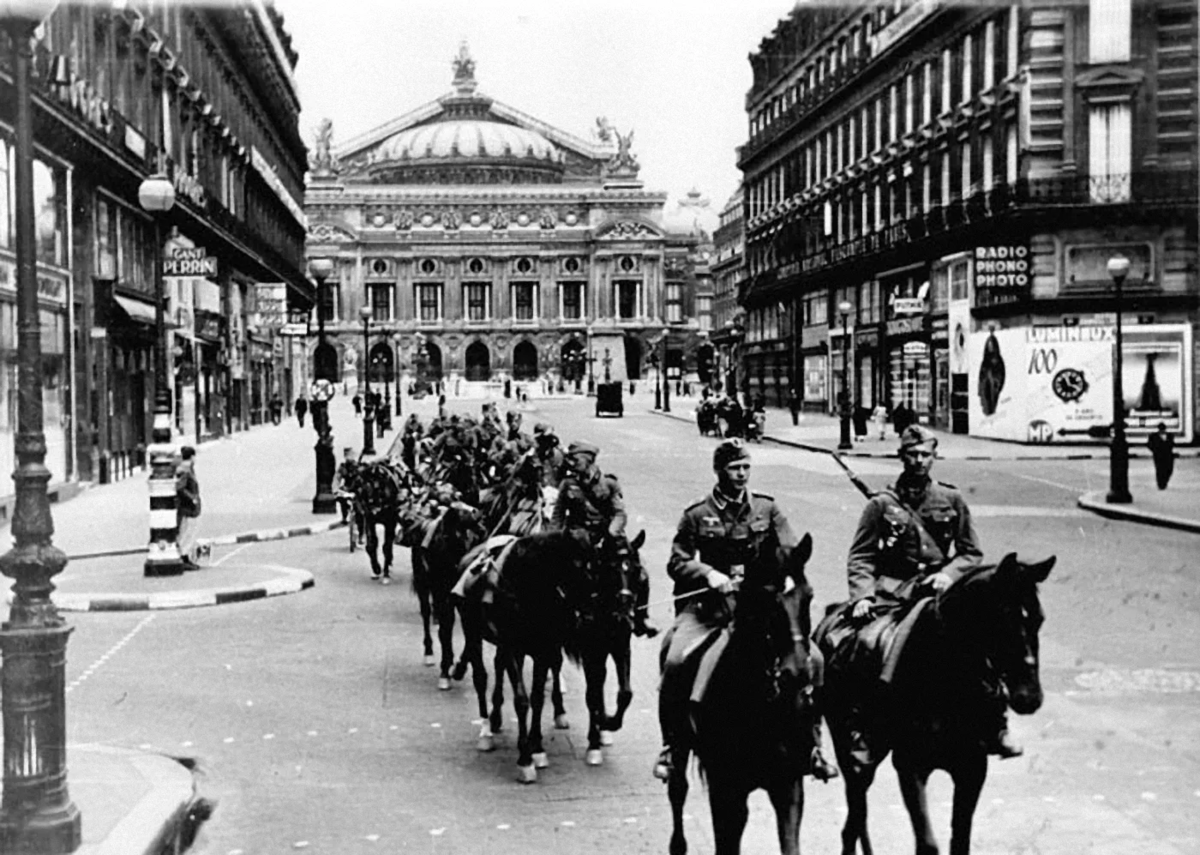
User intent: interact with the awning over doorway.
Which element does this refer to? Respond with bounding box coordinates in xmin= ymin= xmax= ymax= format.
xmin=113 ymin=294 xmax=158 ymax=326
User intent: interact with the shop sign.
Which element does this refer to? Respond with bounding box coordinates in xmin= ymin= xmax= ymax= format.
xmin=251 ymin=147 xmax=307 ymax=228
xmin=801 ymin=223 xmax=910 ymax=274
xmin=974 ymin=245 xmax=1030 ymax=289
xmin=255 ymin=283 xmax=287 ymax=328
xmin=871 ymin=0 xmax=940 ymax=55
xmin=855 ymin=329 xmax=879 ymax=350
xmin=0 ymin=258 xmax=68 ymax=304
xmin=903 ymin=341 xmax=928 ymax=357
xmin=165 ymin=247 xmax=217 ymax=278
xmin=887 ymin=317 xmax=923 ymax=336
xmin=280 ymin=323 xmax=308 ymax=337
xmin=57 ymin=75 xmax=113 ymax=135
xmin=893 ymin=297 xmax=925 ymax=315
xmin=172 ymin=168 xmax=207 ymax=208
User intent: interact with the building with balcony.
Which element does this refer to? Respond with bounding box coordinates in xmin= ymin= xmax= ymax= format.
xmin=303 ymin=45 xmax=705 ymax=397
xmin=740 ymin=0 xmax=1197 ymax=441
xmin=711 ymin=185 xmax=746 ymax=397
xmin=0 ymin=1 xmax=312 ymax=498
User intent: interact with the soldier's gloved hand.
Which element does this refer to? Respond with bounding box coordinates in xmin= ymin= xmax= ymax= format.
xmin=851 ymin=598 xmax=875 ymax=621
xmin=706 ymin=569 xmax=736 ymax=594
xmin=927 ymin=572 xmax=954 ymax=593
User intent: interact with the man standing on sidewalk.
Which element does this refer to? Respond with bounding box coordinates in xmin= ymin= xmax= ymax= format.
xmin=176 ymin=446 xmax=202 ymax=568
xmin=1148 ymin=422 xmax=1176 ymax=490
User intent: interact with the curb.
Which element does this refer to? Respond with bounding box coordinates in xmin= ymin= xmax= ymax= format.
xmin=67 ymin=519 xmax=345 ymax=561
xmin=16 ymin=565 xmax=316 ymax=612
xmin=1076 ymin=492 xmax=1200 ymax=534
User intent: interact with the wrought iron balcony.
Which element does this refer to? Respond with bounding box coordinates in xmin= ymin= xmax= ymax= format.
xmin=1016 ymin=171 xmax=1197 ymax=207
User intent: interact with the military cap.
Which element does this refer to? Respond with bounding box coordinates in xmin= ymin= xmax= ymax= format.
xmin=713 ymin=438 xmax=751 ymax=470
xmin=899 ymin=424 xmax=938 ymax=450
xmin=533 ymin=422 xmax=553 ymax=436
xmin=566 ymin=440 xmax=600 ymax=458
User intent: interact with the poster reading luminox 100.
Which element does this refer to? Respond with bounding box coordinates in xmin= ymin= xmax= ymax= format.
xmin=967 ymin=324 xmax=1193 ymax=444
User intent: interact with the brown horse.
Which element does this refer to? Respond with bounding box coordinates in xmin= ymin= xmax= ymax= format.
xmin=818 ymin=554 xmax=1055 ymax=855
xmin=663 ymin=533 xmax=817 ymax=855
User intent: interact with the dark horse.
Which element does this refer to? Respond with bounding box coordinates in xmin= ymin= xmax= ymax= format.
xmin=458 ymin=529 xmax=642 ymax=783
xmin=818 ymin=553 xmax=1055 ymax=855
xmin=408 ymin=501 xmax=487 ymax=688
xmin=354 ymin=458 xmax=415 ymax=581
xmin=664 ymin=533 xmax=818 ymax=855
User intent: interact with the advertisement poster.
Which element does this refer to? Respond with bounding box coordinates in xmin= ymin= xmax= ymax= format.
xmin=966 ymin=323 xmax=1193 ymax=443
xmin=803 ymin=355 xmax=827 ymax=404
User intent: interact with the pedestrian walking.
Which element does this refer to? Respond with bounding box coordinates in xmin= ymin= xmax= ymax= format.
xmin=269 ymin=394 xmax=283 ymax=425
xmin=176 ymin=446 xmax=201 ymax=568
xmin=872 ymin=404 xmax=888 ymax=440
xmin=352 ymin=393 xmax=362 ymax=416
xmin=295 ymin=396 xmax=308 ymax=427
xmin=787 ymin=388 xmax=801 ymax=426
xmin=1148 ymin=422 xmax=1176 ymax=489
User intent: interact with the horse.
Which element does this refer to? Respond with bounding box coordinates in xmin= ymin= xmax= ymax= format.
xmin=457 ymin=528 xmax=636 ymax=783
xmin=409 ymin=501 xmax=488 ymax=689
xmin=353 ymin=458 xmax=416 ymax=582
xmin=663 ymin=533 xmax=818 ymax=855
xmin=818 ymin=553 xmax=1055 ymax=855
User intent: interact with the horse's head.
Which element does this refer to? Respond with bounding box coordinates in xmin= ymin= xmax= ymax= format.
xmin=946 ymin=553 xmax=1055 ymax=715
xmin=444 ymin=501 xmax=488 ymax=552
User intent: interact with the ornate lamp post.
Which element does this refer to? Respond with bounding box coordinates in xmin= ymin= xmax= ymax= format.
xmin=392 ymin=333 xmax=403 ymax=417
xmin=360 ymin=306 xmax=375 ymax=455
xmin=838 ymin=300 xmax=853 ymax=451
xmin=661 ymin=327 xmax=671 ymax=413
xmin=138 ymin=171 xmax=182 ymax=575
xmin=309 ymin=257 xmax=337 ymax=514
xmin=1106 ymin=255 xmax=1132 ymax=504
xmin=653 ymin=350 xmax=662 ymax=410
xmin=0 ymin=2 xmax=84 ymax=849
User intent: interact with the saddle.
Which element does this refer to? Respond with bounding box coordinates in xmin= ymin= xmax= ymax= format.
xmin=450 ymin=535 xmax=517 ymax=600
xmin=815 ymin=597 xmax=934 ymax=688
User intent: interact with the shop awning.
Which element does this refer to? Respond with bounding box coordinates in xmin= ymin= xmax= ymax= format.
xmin=113 ymin=295 xmax=158 ymax=326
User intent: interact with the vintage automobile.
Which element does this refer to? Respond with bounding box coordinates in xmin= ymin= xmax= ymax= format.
xmin=594 ymin=381 xmax=624 ymax=418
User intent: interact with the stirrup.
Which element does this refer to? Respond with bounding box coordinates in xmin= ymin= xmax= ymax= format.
xmin=652 ymin=748 xmax=674 ymax=781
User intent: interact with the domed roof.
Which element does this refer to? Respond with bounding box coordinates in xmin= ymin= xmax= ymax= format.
xmin=374 ymin=120 xmax=561 ymax=164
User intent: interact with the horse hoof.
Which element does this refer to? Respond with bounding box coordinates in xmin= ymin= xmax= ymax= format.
xmin=381 ymin=576 xmax=390 ymax=585
xmin=532 ymin=751 xmax=549 ymax=769
xmin=554 ymin=714 xmax=570 ymax=730
xmin=423 ymin=654 xmax=436 ymax=667
xmin=585 ymin=749 xmax=603 ymax=766
xmin=476 ymin=734 xmax=495 ymax=752
xmin=437 ymin=677 xmax=452 ymax=691
xmin=599 ymin=730 xmax=614 ymax=746
xmin=516 ymin=764 xmax=537 ymax=784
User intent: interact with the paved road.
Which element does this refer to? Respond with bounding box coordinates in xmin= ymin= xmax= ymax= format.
xmin=61 ymin=396 xmax=1199 ymax=854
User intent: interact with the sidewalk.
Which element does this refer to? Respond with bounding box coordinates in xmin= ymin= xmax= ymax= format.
xmin=0 ymin=395 xmax=421 ymax=854
xmin=655 ymin=401 xmax=1200 ymax=534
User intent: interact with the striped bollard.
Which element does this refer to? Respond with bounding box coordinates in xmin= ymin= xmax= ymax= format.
xmin=144 ymin=432 xmax=183 ymax=576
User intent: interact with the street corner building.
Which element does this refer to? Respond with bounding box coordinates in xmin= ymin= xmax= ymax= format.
xmin=738 ymin=0 xmax=1198 ymax=445
xmin=0 ymin=1 xmax=314 ymax=514
xmin=302 ymin=43 xmax=718 ymax=401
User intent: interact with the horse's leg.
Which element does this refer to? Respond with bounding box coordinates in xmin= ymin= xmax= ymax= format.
xmin=550 ymin=658 xmax=569 ymax=730
xmin=413 ymin=550 xmax=435 ymax=666
xmin=582 ymin=650 xmax=606 ymax=765
xmin=528 ymin=653 xmax=551 ymax=769
xmin=667 ymin=746 xmax=691 ymax=855
xmin=708 ymin=778 xmax=750 ymax=855
xmin=830 ymin=714 xmax=877 ymax=855
xmin=604 ymin=634 xmax=634 ymax=736
xmin=435 ymin=586 xmax=456 ymax=690
xmin=504 ymin=651 xmax=535 ymax=783
xmin=381 ymin=514 xmax=395 ymax=579
xmin=948 ymin=753 xmax=988 ymax=855
xmin=490 ymin=645 xmax=506 ymax=734
xmin=894 ymin=754 xmax=938 ymax=855
xmin=767 ymin=774 xmax=804 ymax=855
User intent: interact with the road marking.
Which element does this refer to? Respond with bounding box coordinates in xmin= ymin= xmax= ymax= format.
xmin=210 ymin=542 xmax=252 ymax=567
xmin=1012 ymin=472 xmax=1083 ymax=491
xmin=1075 ymin=668 xmax=1200 ymax=693
xmin=67 ymin=614 xmax=155 ymax=694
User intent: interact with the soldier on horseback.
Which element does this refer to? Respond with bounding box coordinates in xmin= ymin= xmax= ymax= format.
xmin=653 ymin=438 xmax=838 ymax=783
xmin=843 ymin=423 xmax=1020 ymax=761
xmin=532 ymin=422 xmax=566 ymax=488
xmin=552 ymin=441 xmax=658 ymax=639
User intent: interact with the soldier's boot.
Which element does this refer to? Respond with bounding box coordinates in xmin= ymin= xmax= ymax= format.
xmin=980 ymin=675 xmax=1023 ymax=758
xmin=986 ymin=709 xmax=1023 ymax=759
xmin=632 ymin=572 xmax=659 ymax=638
xmin=809 ymin=721 xmax=839 ymax=782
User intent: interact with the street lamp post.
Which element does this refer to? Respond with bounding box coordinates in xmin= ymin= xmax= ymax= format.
xmin=653 ymin=351 xmax=662 ymax=410
xmin=0 ymin=4 xmax=84 ymax=850
xmin=393 ymin=333 xmax=403 ymax=417
xmin=661 ymin=328 xmax=671 ymax=414
xmin=360 ymin=306 xmax=375 ymax=455
xmin=309 ymin=258 xmax=337 ymax=514
xmin=838 ymin=300 xmax=853 ymax=451
xmin=139 ymin=170 xmax=182 ymax=576
xmin=1106 ymin=255 xmax=1132 ymax=504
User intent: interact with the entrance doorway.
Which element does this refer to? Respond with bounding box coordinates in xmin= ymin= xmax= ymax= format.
xmin=465 ymin=341 xmax=490 ymax=382
xmin=512 ymin=340 xmax=538 ymax=381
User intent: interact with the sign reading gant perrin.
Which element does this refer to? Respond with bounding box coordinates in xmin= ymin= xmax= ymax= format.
xmin=974 ymin=246 xmax=1030 ymax=290
xmin=164 ymin=247 xmax=218 ymax=277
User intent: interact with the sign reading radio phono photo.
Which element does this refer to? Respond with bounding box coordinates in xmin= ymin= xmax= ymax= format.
xmin=974 ymin=246 xmax=1030 ymax=290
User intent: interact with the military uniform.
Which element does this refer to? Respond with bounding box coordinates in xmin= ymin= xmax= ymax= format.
xmin=847 ymin=477 xmax=982 ymax=605
xmin=553 ymin=466 xmax=627 ymax=542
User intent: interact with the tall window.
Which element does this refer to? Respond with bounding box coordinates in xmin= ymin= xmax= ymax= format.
xmin=0 ymin=140 xmax=9 ymax=250
xmin=511 ymin=283 xmax=537 ymax=321
xmin=614 ymin=281 xmax=640 ymax=320
xmin=962 ymin=140 xmax=973 ymax=197
xmin=370 ymin=283 xmax=392 ymax=321
xmin=904 ymin=74 xmax=914 ymax=134
xmin=696 ymin=295 xmax=712 ymax=330
xmin=941 ymin=48 xmax=952 ymax=112
xmin=961 ymin=35 xmax=973 ymax=104
xmin=95 ymin=196 xmax=117 ymax=279
xmin=665 ymin=283 xmax=683 ymax=322
xmin=1089 ymin=102 xmax=1132 ymax=202
xmin=416 ymin=284 xmax=441 ymax=322
xmin=560 ymin=282 xmax=585 ymax=321
xmin=464 ymin=283 xmax=489 ymax=321
xmin=922 ymin=62 xmax=932 ymax=126
xmin=32 ymin=157 xmax=66 ymax=266
xmin=1089 ymin=0 xmax=1130 ymax=62
xmin=984 ymin=20 xmax=996 ymax=90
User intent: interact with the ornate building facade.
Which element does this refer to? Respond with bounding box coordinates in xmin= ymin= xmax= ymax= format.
xmin=741 ymin=1 xmax=1198 ymax=440
xmin=303 ymin=46 xmax=703 ymax=397
xmin=0 ymin=1 xmax=311 ymax=505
